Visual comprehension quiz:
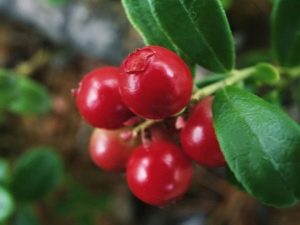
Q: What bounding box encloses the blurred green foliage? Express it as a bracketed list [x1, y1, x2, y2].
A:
[0, 69, 50, 119]
[13, 206, 39, 225]
[0, 159, 10, 187]
[0, 186, 14, 223]
[42, 0, 69, 6]
[10, 147, 63, 202]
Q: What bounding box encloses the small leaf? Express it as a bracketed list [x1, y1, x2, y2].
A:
[213, 87, 300, 207]
[13, 206, 39, 225]
[0, 159, 10, 186]
[8, 77, 51, 116]
[253, 63, 280, 84]
[0, 186, 14, 222]
[10, 146, 63, 202]
[122, 0, 235, 72]
[272, 0, 300, 67]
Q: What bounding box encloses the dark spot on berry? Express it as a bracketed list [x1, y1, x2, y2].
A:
[123, 48, 155, 73]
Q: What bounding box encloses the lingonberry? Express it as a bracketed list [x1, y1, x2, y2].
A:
[119, 46, 193, 119]
[89, 128, 138, 172]
[180, 97, 226, 167]
[126, 140, 193, 207]
[74, 67, 133, 129]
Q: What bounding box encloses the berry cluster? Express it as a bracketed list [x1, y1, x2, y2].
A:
[73, 46, 226, 207]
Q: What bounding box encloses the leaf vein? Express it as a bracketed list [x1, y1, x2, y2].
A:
[222, 89, 298, 200]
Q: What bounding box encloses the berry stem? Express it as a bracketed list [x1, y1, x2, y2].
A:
[132, 119, 158, 137]
[192, 67, 255, 100]
[278, 66, 300, 78]
[131, 67, 257, 135]
[15, 50, 51, 76]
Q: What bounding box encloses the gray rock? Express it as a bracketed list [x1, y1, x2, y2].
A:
[0, 0, 137, 64]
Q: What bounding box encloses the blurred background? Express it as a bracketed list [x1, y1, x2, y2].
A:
[0, 0, 300, 224]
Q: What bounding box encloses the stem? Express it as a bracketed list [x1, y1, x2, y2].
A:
[131, 67, 257, 136]
[279, 66, 300, 78]
[132, 119, 158, 137]
[15, 49, 51, 76]
[192, 67, 255, 101]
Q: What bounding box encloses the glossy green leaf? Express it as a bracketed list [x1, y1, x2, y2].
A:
[14, 206, 39, 225]
[213, 87, 300, 207]
[0, 159, 10, 186]
[121, 0, 194, 67]
[8, 77, 50, 116]
[122, 0, 235, 72]
[10, 147, 63, 202]
[226, 167, 245, 192]
[272, 0, 300, 67]
[0, 186, 14, 222]
[253, 63, 280, 84]
[122, 0, 178, 52]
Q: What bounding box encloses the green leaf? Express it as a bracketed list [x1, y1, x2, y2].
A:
[253, 63, 280, 84]
[0, 159, 10, 186]
[226, 167, 246, 192]
[0, 70, 19, 109]
[8, 77, 51, 116]
[122, 0, 235, 72]
[0, 186, 14, 222]
[13, 206, 39, 225]
[272, 0, 300, 67]
[10, 147, 63, 202]
[213, 87, 300, 207]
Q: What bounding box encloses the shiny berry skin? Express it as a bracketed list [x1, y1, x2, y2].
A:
[119, 46, 193, 119]
[126, 140, 193, 207]
[180, 97, 226, 167]
[89, 128, 138, 172]
[74, 67, 133, 129]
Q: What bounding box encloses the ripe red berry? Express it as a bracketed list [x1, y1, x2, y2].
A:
[180, 97, 226, 167]
[119, 46, 193, 119]
[89, 128, 138, 172]
[126, 140, 193, 207]
[74, 67, 133, 129]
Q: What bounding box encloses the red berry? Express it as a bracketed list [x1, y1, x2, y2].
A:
[74, 67, 133, 129]
[126, 140, 193, 207]
[89, 128, 138, 172]
[180, 97, 226, 167]
[119, 46, 193, 119]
